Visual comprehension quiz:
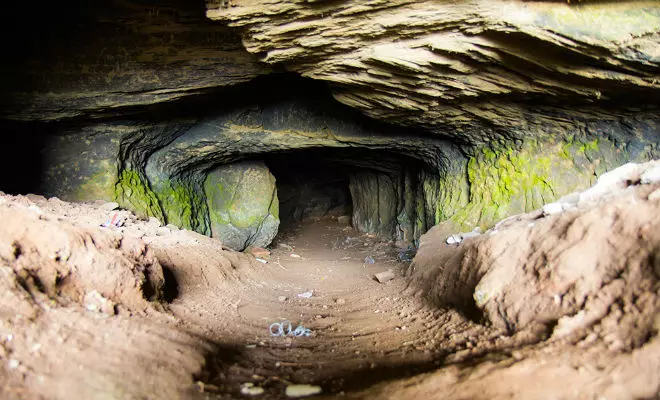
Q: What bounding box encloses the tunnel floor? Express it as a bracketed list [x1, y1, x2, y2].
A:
[168, 217, 491, 398]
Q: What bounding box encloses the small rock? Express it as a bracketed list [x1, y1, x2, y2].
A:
[83, 290, 115, 315]
[278, 243, 294, 251]
[285, 384, 322, 398]
[290, 253, 301, 258]
[278, 296, 288, 302]
[446, 235, 461, 245]
[99, 202, 120, 212]
[241, 382, 265, 396]
[335, 298, 346, 305]
[250, 247, 271, 257]
[8, 359, 19, 369]
[542, 202, 565, 215]
[147, 216, 163, 227]
[364, 256, 375, 264]
[337, 215, 351, 224]
[156, 227, 170, 236]
[374, 269, 396, 283]
[640, 164, 660, 184]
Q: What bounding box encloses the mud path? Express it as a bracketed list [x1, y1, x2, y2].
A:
[170, 219, 490, 398]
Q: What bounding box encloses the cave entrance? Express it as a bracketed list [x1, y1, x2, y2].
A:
[265, 150, 353, 230]
[263, 147, 426, 246]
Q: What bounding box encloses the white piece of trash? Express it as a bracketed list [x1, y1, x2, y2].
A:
[297, 291, 313, 299]
[255, 257, 268, 264]
[290, 253, 301, 258]
[285, 384, 322, 398]
[241, 382, 265, 396]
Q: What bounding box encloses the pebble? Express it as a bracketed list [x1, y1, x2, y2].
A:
[99, 202, 119, 212]
[542, 202, 565, 215]
[240, 382, 264, 396]
[335, 298, 346, 305]
[285, 384, 322, 398]
[278, 296, 288, 302]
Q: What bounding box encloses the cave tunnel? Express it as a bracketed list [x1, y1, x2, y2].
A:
[264, 147, 428, 239]
[1, 0, 660, 398]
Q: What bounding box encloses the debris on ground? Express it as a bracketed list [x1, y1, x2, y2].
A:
[364, 255, 375, 264]
[269, 321, 312, 337]
[285, 384, 322, 398]
[101, 213, 124, 228]
[83, 290, 116, 315]
[240, 382, 265, 396]
[249, 247, 271, 257]
[374, 269, 396, 283]
[397, 246, 416, 262]
[98, 201, 119, 212]
[278, 243, 294, 251]
[278, 296, 288, 302]
[290, 253, 301, 258]
[297, 290, 313, 298]
[335, 297, 346, 305]
[446, 228, 481, 245]
[255, 257, 268, 264]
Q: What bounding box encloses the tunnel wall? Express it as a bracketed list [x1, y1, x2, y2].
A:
[32, 79, 660, 249]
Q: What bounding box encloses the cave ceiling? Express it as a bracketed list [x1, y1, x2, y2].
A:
[1, 0, 659, 145]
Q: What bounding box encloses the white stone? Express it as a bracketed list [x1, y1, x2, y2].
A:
[640, 164, 660, 184]
[542, 202, 564, 215]
[285, 384, 322, 398]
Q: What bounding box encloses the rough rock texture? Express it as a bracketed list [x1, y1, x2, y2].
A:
[36, 92, 659, 246]
[204, 161, 279, 250]
[207, 0, 660, 143]
[350, 172, 399, 239]
[1, 0, 269, 121]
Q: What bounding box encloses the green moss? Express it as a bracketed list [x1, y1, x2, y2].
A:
[538, 5, 660, 42]
[431, 136, 611, 236]
[72, 159, 118, 202]
[114, 169, 165, 221]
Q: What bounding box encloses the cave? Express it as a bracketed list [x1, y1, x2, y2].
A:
[1, 0, 660, 399]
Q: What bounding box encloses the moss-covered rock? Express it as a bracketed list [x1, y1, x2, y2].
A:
[428, 134, 633, 238]
[114, 169, 165, 222]
[204, 161, 279, 250]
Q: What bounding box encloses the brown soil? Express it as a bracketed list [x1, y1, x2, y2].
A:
[0, 165, 659, 400]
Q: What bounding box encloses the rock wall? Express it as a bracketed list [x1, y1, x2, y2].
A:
[3, 0, 660, 251]
[1, 0, 269, 121]
[207, 0, 660, 143]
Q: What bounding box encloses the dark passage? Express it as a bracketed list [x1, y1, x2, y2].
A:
[264, 147, 428, 245]
[265, 150, 353, 230]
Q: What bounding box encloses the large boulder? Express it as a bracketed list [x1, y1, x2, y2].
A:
[204, 161, 279, 250]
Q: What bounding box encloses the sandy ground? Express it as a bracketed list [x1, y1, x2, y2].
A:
[0, 161, 659, 399]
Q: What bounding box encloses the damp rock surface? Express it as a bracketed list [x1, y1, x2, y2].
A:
[204, 160, 280, 251]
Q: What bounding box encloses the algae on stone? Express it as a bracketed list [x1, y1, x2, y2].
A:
[428, 134, 629, 238]
[114, 169, 165, 221]
[204, 161, 280, 250]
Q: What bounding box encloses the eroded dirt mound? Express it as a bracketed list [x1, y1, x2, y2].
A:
[392, 161, 660, 399]
[0, 193, 238, 400]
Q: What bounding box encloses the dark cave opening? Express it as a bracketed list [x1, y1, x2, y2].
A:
[265, 150, 354, 230]
[261, 146, 429, 244]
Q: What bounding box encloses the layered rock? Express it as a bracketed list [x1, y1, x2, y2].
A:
[1, 0, 269, 121]
[207, 0, 660, 143]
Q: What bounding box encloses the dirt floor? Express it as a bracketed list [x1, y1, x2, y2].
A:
[0, 161, 659, 399]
